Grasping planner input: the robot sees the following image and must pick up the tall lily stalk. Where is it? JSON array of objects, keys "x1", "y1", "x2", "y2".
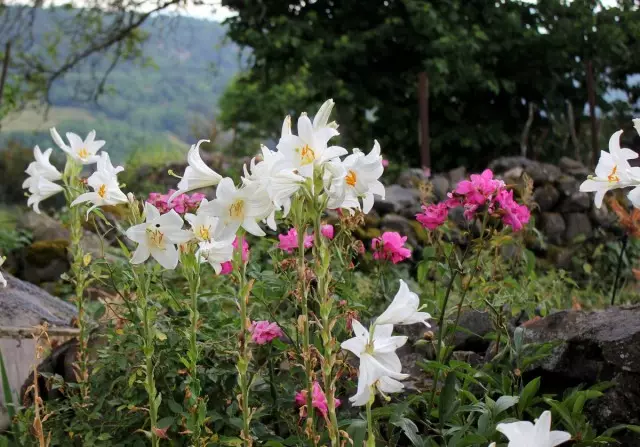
[
  {"x1": 181, "y1": 249, "x2": 205, "y2": 444},
  {"x1": 234, "y1": 231, "x2": 253, "y2": 447},
  {"x1": 61, "y1": 158, "x2": 91, "y2": 401}
]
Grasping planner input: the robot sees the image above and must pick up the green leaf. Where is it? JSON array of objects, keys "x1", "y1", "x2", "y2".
[
  {"x1": 0, "y1": 349, "x2": 15, "y2": 421},
  {"x1": 346, "y1": 419, "x2": 367, "y2": 447},
  {"x1": 518, "y1": 377, "x2": 540, "y2": 416},
  {"x1": 494, "y1": 396, "x2": 519, "y2": 415},
  {"x1": 168, "y1": 399, "x2": 183, "y2": 414},
  {"x1": 391, "y1": 417, "x2": 424, "y2": 447},
  {"x1": 439, "y1": 372, "x2": 458, "y2": 423}
]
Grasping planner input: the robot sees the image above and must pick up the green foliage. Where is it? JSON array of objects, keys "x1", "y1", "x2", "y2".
[{"x1": 223, "y1": 0, "x2": 640, "y2": 169}]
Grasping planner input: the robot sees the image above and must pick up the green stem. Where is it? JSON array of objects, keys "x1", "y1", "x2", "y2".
[
  {"x1": 236, "y1": 232, "x2": 252, "y2": 447},
  {"x1": 295, "y1": 208, "x2": 316, "y2": 444},
  {"x1": 366, "y1": 389, "x2": 375, "y2": 447},
  {"x1": 185, "y1": 256, "x2": 203, "y2": 444},
  {"x1": 63, "y1": 159, "x2": 90, "y2": 401},
  {"x1": 313, "y1": 212, "x2": 339, "y2": 446},
  {"x1": 137, "y1": 268, "x2": 159, "y2": 447}
]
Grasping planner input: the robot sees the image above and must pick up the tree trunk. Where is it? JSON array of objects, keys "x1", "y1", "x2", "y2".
[
  {"x1": 418, "y1": 72, "x2": 430, "y2": 169},
  {"x1": 586, "y1": 59, "x2": 598, "y2": 168},
  {"x1": 0, "y1": 41, "x2": 12, "y2": 113}
]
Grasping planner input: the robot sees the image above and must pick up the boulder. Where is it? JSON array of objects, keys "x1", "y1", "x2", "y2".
[
  {"x1": 380, "y1": 214, "x2": 417, "y2": 246},
  {"x1": 398, "y1": 168, "x2": 430, "y2": 189},
  {"x1": 559, "y1": 191, "x2": 591, "y2": 213},
  {"x1": 540, "y1": 213, "x2": 566, "y2": 245},
  {"x1": 374, "y1": 185, "x2": 421, "y2": 217},
  {"x1": 565, "y1": 213, "x2": 592, "y2": 242},
  {"x1": 523, "y1": 306, "x2": 640, "y2": 445},
  {"x1": 430, "y1": 174, "x2": 450, "y2": 201},
  {"x1": 556, "y1": 175, "x2": 579, "y2": 197},
  {"x1": 452, "y1": 310, "x2": 493, "y2": 352},
  {"x1": 0, "y1": 273, "x2": 77, "y2": 431},
  {"x1": 448, "y1": 166, "x2": 467, "y2": 186},
  {"x1": 559, "y1": 156, "x2": 589, "y2": 177},
  {"x1": 533, "y1": 184, "x2": 560, "y2": 212},
  {"x1": 524, "y1": 162, "x2": 562, "y2": 184}
]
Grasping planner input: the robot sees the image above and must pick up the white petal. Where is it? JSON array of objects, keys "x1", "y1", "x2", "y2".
[
  {"x1": 150, "y1": 244, "x2": 179, "y2": 270},
  {"x1": 313, "y1": 99, "x2": 334, "y2": 129},
  {"x1": 496, "y1": 420, "x2": 534, "y2": 443},
  {"x1": 547, "y1": 431, "x2": 572, "y2": 446},
  {"x1": 242, "y1": 217, "x2": 265, "y2": 237},
  {"x1": 130, "y1": 244, "x2": 151, "y2": 264}
]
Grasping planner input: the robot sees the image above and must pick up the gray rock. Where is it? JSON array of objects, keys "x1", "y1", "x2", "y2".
[
  {"x1": 18, "y1": 212, "x2": 69, "y2": 242},
  {"x1": 523, "y1": 306, "x2": 640, "y2": 445},
  {"x1": 556, "y1": 175, "x2": 579, "y2": 196},
  {"x1": 452, "y1": 310, "x2": 493, "y2": 352},
  {"x1": 559, "y1": 191, "x2": 591, "y2": 213},
  {"x1": 503, "y1": 166, "x2": 524, "y2": 183},
  {"x1": 559, "y1": 156, "x2": 589, "y2": 177},
  {"x1": 450, "y1": 350, "x2": 483, "y2": 366},
  {"x1": 533, "y1": 184, "x2": 560, "y2": 212},
  {"x1": 374, "y1": 185, "x2": 421, "y2": 217},
  {"x1": 590, "y1": 205, "x2": 616, "y2": 229},
  {"x1": 540, "y1": 213, "x2": 566, "y2": 245},
  {"x1": 430, "y1": 174, "x2": 450, "y2": 201},
  {"x1": 380, "y1": 214, "x2": 417, "y2": 246},
  {"x1": 524, "y1": 162, "x2": 562, "y2": 184},
  {"x1": 488, "y1": 156, "x2": 531, "y2": 172},
  {"x1": 398, "y1": 168, "x2": 430, "y2": 188},
  {"x1": 0, "y1": 272, "x2": 77, "y2": 327},
  {"x1": 565, "y1": 213, "x2": 592, "y2": 242},
  {"x1": 448, "y1": 166, "x2": 467, "y2": 186}
]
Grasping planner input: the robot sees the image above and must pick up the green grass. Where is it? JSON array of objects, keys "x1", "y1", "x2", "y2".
[{"x1": 0, "y1": 106, "x2": 95, "y2": 132}]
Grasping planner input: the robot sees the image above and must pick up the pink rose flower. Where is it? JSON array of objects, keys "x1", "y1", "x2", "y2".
[
  {"x1": 416, "y1": 203, "x2": 448, "y2": 230},
  {"x1": 220, "y1": 237, "x2": 250, "y2": 275},
  {"x1": 371, "y1": 231, "x2": 411, "y2": 264},
  {"x1": 321, "y1": 224, "x2": 335, "y2": 240},
  {"x1": 496, "y1": 189, "x2": 530, "y2": 231},
  {"x1": 147, "y1": 190, "x2": 205, "y2": 214},
  {"x1": 278, "y1": 228, "x2": 314, "y2": 253},
  {"x1": 454, "y1": 169, "x2": 503, "y2": 206},
  {"x1": 248, "y1": 320, "x2": 283, "y2": 345},
  {"x1": 295, "y1": 381, "x2": 341, "y2": 418},
  {"x1": 382, "y1": 159, "x2": 390, "y2": 168}
]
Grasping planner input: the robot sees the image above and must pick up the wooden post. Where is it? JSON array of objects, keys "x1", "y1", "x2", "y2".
[
  {"x1": 586, "y1": 59, "x2": 598, "y2": 168},
  {"x1": 0, "y1": 41, "x2": 12, "y2": 112},
  {"x1": 418, "y1": 71, "x2": 430, "y2": 169}
]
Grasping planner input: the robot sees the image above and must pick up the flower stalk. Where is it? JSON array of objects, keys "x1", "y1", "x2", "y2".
[
  {"x1": 366, "y1": 387, "x2": 375, "y2": 447},
  {"x1": 294, "y1": 198, "x2": 316, "y2": 444},
  {"x1": 62, "y1": 158, "x2": 91, "y2": 401},
  {"x1": 182, "y1": 249, "x2": 205, "y2": 444},
  {"x1": 234, "y1": 231, "x2": 253, "y2": 447}
]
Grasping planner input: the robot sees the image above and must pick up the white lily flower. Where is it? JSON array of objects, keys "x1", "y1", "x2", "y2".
[
  {"x1": 276, "y1": 99, "x2": 347, "y2": 178},
  {"x1": 337, "y1": 140, "x2": 386, "y2": 213},
  {"x1": 633, "y1": 118, "x2": 640, "y2": 137},
  {"x1": 50, "y1": 128, "x2": 105, "y2": 164},
  {"x1": 375, "y1": 280, "x2": 431, "y2": 327},
  {"x1": 496, "y1": 411, "x2": 571, "y2": 447},
  {"x1": 71, "y1": 152, "x2": 128, "y2": 216},
  {"x1": 324, "y1": 159, "x2": 348, "y2": 210},
  {"x1": 169, "y1": 139, "x2": 222, "y2": 202},
  {"x1": 27, "y1": 176, "x2": 64, "y2": 214},
  {"x1": 22, "y1": 146, "x2": 62, "y2": 189},
  {"x1": 579, "y1": 130, "x2": 640, "y2": 208},
  {"x1": 184, "y1": 199, "x2": 220, "y2": 242},
  {"x1": 197, "y1": 238, "x2": 234, "y2": 274},
  {"x1": 340, "y1": 320, "x2": 409, "y2": 406},
  {"x1": 0, "y1": 256, "x2": 7, "y2": 288},
  {"x1": 242, "y1": 145, "x2": 304, "y2": 217},
  {"x1": 125, "y1": 203, "x2": 193, "y2": 269},
  {"x1": 199, "y1": 178, "x2": 272, "y2": 239}
]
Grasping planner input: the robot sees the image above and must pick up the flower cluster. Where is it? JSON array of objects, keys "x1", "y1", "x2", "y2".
[
  {"x1": 147, "y1": 190, "x2": 205, "y2": 214},
  {"x1": 277, "y1": 225, "x2": 335, "y2": 253},
  {"x1": 416, "y1": 169, "x2": 530, "y2": 232},
  {"x1": 580, "y1": 123, "x2": 640, "y2": 208},
  {"x1": 248, "y1": 320, "x2": 283, "y2": 344},
  {"x1": 22, "y1": 129, "x2": 128, "y2": 215},
  {"x1": 295, "y1": 381, "x2": 341, "y2": 418},
  {"x1": 340, "y1": 279, "x2": 430, "y2": 405},
  {"x1": 220, "y1": 237, "x2": 250, "y2": 275},
  {"x1": 371, "y1": 231, "x2": 412, "y2": 264}
]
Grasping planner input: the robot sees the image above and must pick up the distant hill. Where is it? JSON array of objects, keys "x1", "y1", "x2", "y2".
[{"x1": 0, "y1": 10, "x2": 242, "y2": 162}]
